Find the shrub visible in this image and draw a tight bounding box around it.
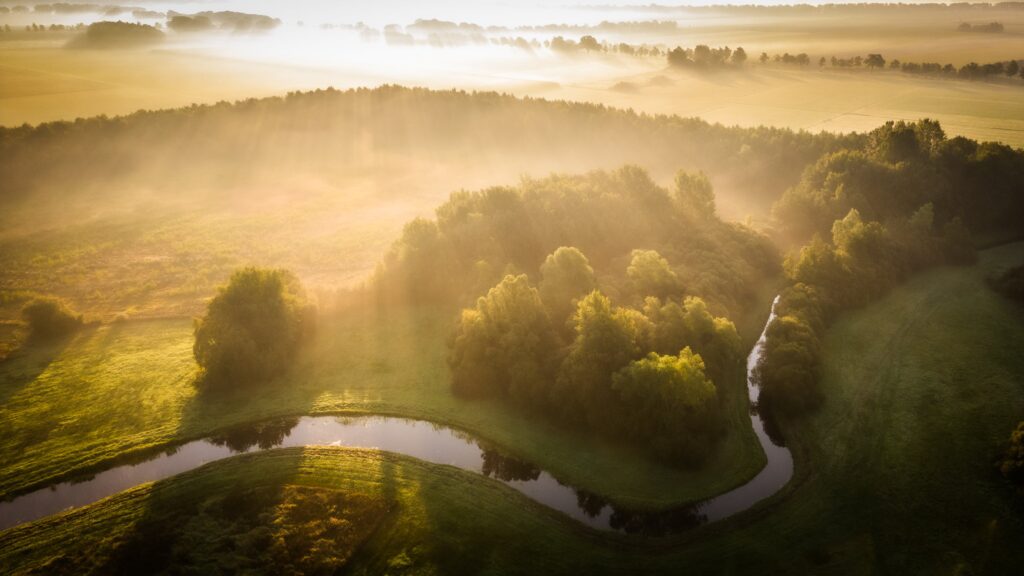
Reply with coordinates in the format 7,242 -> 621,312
21,297 -> 83,342
193,268 -> 313,388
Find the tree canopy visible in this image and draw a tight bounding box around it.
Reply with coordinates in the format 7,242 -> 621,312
193,268 -> 313,389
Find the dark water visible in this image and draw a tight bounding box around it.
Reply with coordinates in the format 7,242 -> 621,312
0,297 -> 791,535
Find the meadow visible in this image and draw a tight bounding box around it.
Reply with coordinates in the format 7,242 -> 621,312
3,242 -> 1023,574
3,19 -> 1024,148
0,292 -> 771,510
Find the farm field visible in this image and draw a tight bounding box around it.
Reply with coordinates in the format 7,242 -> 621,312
3,243 -> 1023,574
2,42 -> 1024,148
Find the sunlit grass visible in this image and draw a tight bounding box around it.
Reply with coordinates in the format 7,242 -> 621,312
0,297 -> 768,509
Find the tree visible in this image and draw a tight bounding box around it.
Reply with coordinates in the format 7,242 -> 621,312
193,268 -> 313,388
627,249 -> 681,299
21,297 -> 83,343
819,56 -> 826,67
611,347 -> 720,461
667,46 -> 690,67
555,290 -> 642,426
1007,60 -> 1020,77
539,247 -> 597,328
448,274 -> 559,406
731,46 -> 747,66
759,52 -> 769,64
643,296 -> 740,372
674,170 -> 716,218
578,35 -> 600,52
865,53 -> 886,69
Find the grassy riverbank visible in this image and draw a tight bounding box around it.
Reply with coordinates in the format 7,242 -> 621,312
4,244 -> 1023,574
0,291 -> 770,509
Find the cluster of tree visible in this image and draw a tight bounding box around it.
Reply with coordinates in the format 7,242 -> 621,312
449,268 -> 741,464
12,23 -> 78,32
374,166 -> 779,318
21,296 -> 83,343
193,268 -> 315,390
32,3 -> 129,15
668,45 -> 747,69
374,167 -> 769,463
761,52 -> 811,66
760,120 -> 1024,416
776,120 -> 1024,242
957,21 -> 1004,33
989,265 -> 1024,304
66,21 -> 164,49
165,11 -> 281,33
549,35 -> 666,57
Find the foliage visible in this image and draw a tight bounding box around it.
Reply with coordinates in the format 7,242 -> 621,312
451,252 -> 740,464
555,291 -> 644,427
193,268 -> 313,388
674,170 -> 716,218
377,166 -> 779,316
68,21 -> 163,49
755,118 -> 1024,417
538,246 -> 597,329
612,348 -> 722,462
448,274 -> 559,406
20,297 -> 83,343
627,249 -> 682,300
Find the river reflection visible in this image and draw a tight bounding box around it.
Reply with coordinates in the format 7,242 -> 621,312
0,296 -> 792,535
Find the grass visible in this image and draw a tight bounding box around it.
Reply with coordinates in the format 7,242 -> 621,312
0,292 -> 769,510
7,243 -> 1023,574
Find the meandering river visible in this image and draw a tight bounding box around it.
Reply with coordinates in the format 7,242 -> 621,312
0,297 -> 791,535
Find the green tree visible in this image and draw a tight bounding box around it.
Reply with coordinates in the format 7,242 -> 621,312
674,170 -> 716,218
627,249 -> 681,299
555,290 -> 642,426
538,247 -> 597,328
612,347 -> 720,461
194,268 -> 313,388
448,274 -> 559,406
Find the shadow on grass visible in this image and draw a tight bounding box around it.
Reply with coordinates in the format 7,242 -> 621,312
16,448 -> 397,575
0,328 -> 90,406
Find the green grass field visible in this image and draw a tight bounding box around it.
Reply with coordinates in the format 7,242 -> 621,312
0,292 -> 769,510
4,243 -> 1021,574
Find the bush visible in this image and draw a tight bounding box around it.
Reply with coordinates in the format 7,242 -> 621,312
21,297 -> 83,342
193,268 -> 313,388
